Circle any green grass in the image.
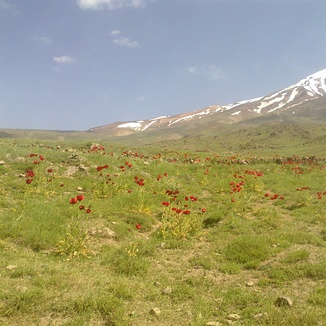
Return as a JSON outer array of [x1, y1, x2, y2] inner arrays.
[[0, 135, 325, 325]]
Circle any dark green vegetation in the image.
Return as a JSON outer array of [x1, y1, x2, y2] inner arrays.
[[0, 123, 325, 325]]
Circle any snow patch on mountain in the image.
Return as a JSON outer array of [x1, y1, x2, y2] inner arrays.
[[295, 68, 326, 96], [114, 68, 326, 131], [231, 111, 241, 115], [168, 108, 211, 126]]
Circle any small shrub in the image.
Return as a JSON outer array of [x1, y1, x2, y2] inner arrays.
[[54, 225, 95, 261]]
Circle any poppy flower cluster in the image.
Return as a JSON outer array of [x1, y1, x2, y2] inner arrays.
[[316, 191, 326, 200], [134, 176, 145, 186], [28, 153, 45, 165], [25, 169, 35, 184], [122, 150, 144, 158], [244, 169, 264, 177], [292, 166, 303, 175], [118, 161, 133, 173], [156, 172, 168, 181], [69, 194, 91, 213], [229, 180, 245, 193], [264, 193, 284, 200], [96, 164, 109, 172], [165, 189, 180, 201], [184, 195, 198, 202], [172, 207, 191, 215], [90, 144, 105, 152], [162, 190, 204, 215], [296, 186, 310, 191]]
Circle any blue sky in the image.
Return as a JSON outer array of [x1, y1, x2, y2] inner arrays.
[[1, 0, 326, 130]]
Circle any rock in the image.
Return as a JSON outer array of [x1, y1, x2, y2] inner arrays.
[[162, 286, 172, 295], [6, 265, 18, 271], [227, 313, 240, 321], [246, 281, 254, 287], [64, 166, 78, 177], [76, 186, 83, 191], [254, 312, 268, 319], [206, 322, 222, 326], [274, 296, 293, 307], [87, 227, 116, 239], [0, 160, 5, 165], [149, 307, 161, 316], [78, 164, 90, 173]]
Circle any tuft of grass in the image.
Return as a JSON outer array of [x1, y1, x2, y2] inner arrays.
[[223, 235, 272, 269], [308, 287, 326, 306], [101, 239, 154, 276], [282, 249, 310, 263]]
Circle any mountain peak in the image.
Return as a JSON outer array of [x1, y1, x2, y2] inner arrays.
[[294, 68, 326, 97], [89, 68, 326, 135]]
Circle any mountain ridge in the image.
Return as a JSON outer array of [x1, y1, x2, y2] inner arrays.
[[88, 68, 326, 136]]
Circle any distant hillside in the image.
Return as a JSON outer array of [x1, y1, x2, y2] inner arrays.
[[88, 68, 326, 137]]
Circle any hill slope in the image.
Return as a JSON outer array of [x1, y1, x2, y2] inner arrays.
[[88, 68, 326, 137]]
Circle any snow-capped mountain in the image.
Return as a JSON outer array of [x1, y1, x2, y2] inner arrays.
[[89, 68, 326, 136]]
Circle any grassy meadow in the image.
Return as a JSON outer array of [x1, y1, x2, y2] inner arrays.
[[0, 132, 325, 325]]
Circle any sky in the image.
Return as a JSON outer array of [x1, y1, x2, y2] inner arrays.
[[1, 0, 326, 131]]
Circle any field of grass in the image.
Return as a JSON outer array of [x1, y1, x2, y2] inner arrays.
[[0, 136, 325, 325]]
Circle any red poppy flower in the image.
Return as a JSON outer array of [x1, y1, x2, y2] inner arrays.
[[201, 208, 206, 213], [25, 169, 35, 178], [76, 194, 85, 201], [79, 205, 85, 210], [86, 208, 91, 213], [135, 224, 142, 229], [69, 197, 77, 204], [26, 179, 33, 184]]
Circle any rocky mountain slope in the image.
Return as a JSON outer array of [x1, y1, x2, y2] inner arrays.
[[88, 69, 326, 136]]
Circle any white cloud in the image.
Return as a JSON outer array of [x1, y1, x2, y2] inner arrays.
[[78, 0, 146, 10], [187, 65, 224, 80], [32, 36, 51, 45], [53, 56, 76, 64], [113, 36, 139, 48], [208, 65, 224, 80], [187, 66, 197, 74], [111, 30, 121, 36]]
